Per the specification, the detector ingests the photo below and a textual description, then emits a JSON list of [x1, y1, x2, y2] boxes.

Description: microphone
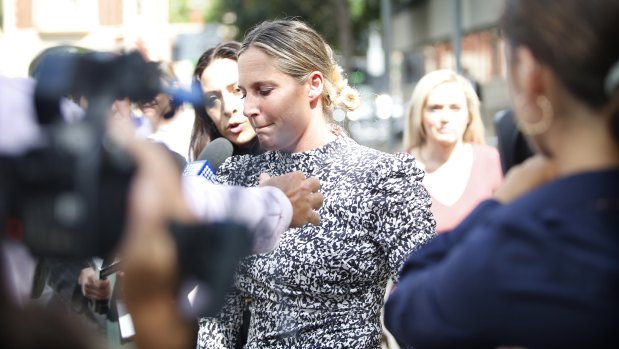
[[197, 137, 234, 170], [182, 137, 234, 181]]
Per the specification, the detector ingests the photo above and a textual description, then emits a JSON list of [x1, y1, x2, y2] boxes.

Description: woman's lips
[[228, 122, 245, 134], [254, 123, 273, 131]]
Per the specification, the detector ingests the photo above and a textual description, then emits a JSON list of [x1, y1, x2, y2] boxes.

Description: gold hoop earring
[[518, 95, 554, 136]]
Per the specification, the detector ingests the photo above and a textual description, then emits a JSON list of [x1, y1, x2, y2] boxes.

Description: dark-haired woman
[[385, 1, 619, 348], [189, 42, 260, 160]]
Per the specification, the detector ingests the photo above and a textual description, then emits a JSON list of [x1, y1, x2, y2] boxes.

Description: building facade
[[0, 0, 206, 78], [392, 0, 509, 132]]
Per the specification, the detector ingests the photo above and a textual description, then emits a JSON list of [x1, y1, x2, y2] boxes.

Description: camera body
[[2, 51, 162, 258], [1, 50, 251, 317]]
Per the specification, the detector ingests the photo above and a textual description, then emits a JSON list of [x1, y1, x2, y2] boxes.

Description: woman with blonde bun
[[197, 19, 436, 349]]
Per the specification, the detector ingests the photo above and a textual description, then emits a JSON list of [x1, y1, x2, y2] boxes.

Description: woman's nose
[[222, 92, 240, 117], [243, 94, 259, 119]]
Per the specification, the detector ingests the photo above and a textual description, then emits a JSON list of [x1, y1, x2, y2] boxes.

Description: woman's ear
[[307, 71, 324, 101], [511, 46, 551, 124], [514, 47, 544, 102]]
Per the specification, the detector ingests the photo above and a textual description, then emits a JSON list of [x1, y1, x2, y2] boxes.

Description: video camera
[[0, 50, 252, 317]]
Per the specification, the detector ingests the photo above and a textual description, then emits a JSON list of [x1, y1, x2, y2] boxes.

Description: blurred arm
[[181, 176, 292, 254]]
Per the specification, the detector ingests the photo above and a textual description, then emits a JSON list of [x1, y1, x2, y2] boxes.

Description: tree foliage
[[201, 0, 417, 75], [203, 0, 383, 56], [170, 0, 191, 23]]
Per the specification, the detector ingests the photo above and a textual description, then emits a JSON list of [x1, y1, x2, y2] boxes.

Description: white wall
[[0, 0, 173, 77]]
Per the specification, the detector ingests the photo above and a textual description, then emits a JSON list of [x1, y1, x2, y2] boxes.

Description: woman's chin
[[431, 136, 460, 146], [230, 132, 257, 146]]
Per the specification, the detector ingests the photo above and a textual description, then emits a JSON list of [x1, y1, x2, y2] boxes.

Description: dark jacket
[[385, 169, 619, 349]]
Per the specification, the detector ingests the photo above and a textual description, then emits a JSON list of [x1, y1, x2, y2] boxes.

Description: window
[[422, 28, 506, 83]]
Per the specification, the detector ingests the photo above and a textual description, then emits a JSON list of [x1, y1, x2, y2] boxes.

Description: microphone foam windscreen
[[197, 137, 234, 172]]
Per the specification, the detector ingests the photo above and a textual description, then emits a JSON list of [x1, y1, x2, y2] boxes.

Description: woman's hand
[[493, 154, 557, 204]]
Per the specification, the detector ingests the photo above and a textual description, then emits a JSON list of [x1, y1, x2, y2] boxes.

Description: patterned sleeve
[[368, 152, 436, 281], [216, 154, 260, 186]]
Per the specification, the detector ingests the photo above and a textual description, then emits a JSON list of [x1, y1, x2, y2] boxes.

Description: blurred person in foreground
[[403, 69, 503, 234], [385, 0, 619, 348], [0, 73, 324, 349], [197, 19, 436, 349], [190, 41, 259, 160]]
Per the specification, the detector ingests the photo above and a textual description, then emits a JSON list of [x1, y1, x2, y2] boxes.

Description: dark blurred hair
[[28, 45, 93, 79], [500, 0, 619, 142], [189, 41, 242, 160], [135, 61, 180, 120], [28, 45, 93, 104]]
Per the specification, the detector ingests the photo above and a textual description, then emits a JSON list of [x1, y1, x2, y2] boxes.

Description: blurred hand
[[118, 138, 197, 302], [77, 267, 112, 301], [115, 138, 197, 349], [259, 171, 324, 227], [109, 98, 134, 120], [493, 154, 557, 204]]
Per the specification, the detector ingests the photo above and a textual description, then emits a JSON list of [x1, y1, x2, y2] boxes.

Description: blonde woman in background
[[404, 69, 503, 233]]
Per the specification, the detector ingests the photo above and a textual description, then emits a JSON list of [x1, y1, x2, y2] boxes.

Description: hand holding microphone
[[183, 138, 234, 181], [78, 267, 112, 301]]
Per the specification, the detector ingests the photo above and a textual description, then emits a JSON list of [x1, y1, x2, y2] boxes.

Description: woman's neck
[[547, 114, 619, 176], [535, 85, 619, 176], [418, 141, 465, 173], [290, 114, 336, 153]]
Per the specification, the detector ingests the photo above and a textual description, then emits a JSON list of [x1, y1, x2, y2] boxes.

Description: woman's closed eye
[[239, 84, 274, 99], [259, 88, 273, 97]]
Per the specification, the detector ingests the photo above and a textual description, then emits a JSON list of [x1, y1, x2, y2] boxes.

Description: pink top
[[430, 144, 503, 233]]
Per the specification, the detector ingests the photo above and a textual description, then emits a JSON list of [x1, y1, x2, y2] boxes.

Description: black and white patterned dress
[[198, 133, 436, 349]]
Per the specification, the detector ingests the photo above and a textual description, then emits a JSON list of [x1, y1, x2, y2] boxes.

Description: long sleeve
[[384, 199, 508, 349], [371, 152, 436, 281], [182, 176, 292, 254], [385, 170, 619, 349], [397, 199, 501, 273]]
